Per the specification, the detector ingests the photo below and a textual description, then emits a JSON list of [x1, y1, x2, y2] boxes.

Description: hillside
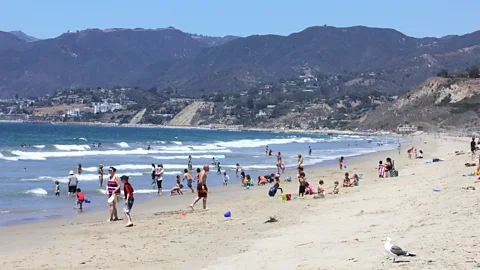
[[9, 31, 40, 42], [357, 77, 480, 129], [169, 101, 214, 126], [2, 26, 480, 97]]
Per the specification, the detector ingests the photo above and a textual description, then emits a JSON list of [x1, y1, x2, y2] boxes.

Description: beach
[[1, 134, 479, 269]]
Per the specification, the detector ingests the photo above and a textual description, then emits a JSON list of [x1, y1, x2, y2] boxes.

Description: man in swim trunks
[[183, 169, 194, 193], [190, 165, 209, 210]]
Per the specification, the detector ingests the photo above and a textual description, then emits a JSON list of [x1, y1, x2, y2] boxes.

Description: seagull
[[383, 237, 416, 263]]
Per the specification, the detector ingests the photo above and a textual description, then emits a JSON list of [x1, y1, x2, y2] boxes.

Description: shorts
[[68, 186, 77, 193], [124, 198, 134, 213], [187, 179, 193, 188], [299, 186, 306, 194], [55, 191, 60, 196], [157, 179, 163, 189], [76, 200, 84, 208]]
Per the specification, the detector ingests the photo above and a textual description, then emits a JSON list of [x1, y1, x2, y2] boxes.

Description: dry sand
[[1, 135, 479, 270]]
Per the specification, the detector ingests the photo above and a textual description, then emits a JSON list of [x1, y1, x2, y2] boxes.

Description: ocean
[[0, 123, 395, 227]]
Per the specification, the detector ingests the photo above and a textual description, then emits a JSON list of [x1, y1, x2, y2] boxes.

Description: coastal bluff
[[169, 101, 214, 126]]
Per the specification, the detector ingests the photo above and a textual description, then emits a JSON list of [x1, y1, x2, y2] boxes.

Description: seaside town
[[2, 1, 480, 269]]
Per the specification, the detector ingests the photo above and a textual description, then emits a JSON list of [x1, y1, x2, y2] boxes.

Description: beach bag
[[390, 169, 398, 177], [268, 186, 276, 197]]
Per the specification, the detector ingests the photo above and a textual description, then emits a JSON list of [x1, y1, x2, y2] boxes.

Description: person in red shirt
[[75, 188, 85, 210], [121, 175, 134, 227]]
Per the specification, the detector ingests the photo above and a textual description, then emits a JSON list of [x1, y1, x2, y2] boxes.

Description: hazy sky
[[1, 0, 479, 39]]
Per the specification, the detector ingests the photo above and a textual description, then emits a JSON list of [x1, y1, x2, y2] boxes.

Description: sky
[[1, 0, 479, 39]]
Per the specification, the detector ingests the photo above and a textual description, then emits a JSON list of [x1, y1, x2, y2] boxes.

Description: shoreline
[[0, 120, 397, 136]]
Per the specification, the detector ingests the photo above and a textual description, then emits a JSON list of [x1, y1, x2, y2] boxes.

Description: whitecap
[[54, 144, 91, 151], [32, 145, 45, 149], [24, 188, 48, 196], [115, 142, 130, 148]]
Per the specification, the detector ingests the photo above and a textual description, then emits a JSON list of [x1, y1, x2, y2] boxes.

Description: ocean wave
[[0, 210, 10, 214], [10, 148, 232, 160], [115, 142, 130, 148], [152, 154, 226, 160], [23, 172, 143, 183], [54, 144, 91, 151], [76, 138, 88, 142], [0, 153, 19, 161], [24, 188, 48, 196], [213, 137, 325, 149], [32, 145, 45, 149]]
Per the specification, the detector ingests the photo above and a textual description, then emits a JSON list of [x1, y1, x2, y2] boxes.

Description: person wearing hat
[[67, 170, 78, 197]]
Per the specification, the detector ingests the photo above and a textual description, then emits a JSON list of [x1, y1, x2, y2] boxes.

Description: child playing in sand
[[171, 175, 184, 195], [268, 182, 283, 197], [352, 174, 359, 186], [55, 180, 60, 197], [331, 181, 340, 194], [343, 172, 351, 187], [190, 182, 208, 210], [317, 180, 325, 195], [121, 175, 134, 227], [222, 172, 229, 186], [75, 188, 85, 210], [305, 182, 315, 195], [378, 160, 385, 178], [298, 172, 306, 197]]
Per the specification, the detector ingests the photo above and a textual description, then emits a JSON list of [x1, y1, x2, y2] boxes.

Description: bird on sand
[[383, 237, 416, 263]]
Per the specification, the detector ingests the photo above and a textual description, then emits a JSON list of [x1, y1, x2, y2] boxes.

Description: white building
[[65, 108, 83, 117], [397, 124, 417, 133], [92, 102, 126, 114]]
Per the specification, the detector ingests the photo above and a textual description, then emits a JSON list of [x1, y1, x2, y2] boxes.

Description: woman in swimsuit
[[98, 164, 104, 187], [106, 166, 121, 221], [297, 154, 303, 174], [183, 169, 194, 193], [155, 164, 164, 195]]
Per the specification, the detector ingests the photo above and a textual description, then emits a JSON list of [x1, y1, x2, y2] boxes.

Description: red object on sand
[[286, 194, 291, 201]]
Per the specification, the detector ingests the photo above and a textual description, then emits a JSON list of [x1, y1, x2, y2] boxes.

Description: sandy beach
[[1, 134, 479, 269]]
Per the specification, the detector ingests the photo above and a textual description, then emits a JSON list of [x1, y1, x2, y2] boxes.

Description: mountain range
[[1, 26, 480, 97]]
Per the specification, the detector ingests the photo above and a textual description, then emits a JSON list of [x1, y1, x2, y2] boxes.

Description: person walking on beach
[[339, 156, 344, 170], [190, 165, 210, 210], [155, 164, 164, 195], [67, 170, 78, 196], [98, 164, 104, 187], [106, 167, 121, 221], [121, 175, 134, 227]]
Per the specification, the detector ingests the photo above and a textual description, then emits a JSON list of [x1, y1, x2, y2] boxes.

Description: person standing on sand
[[471, 137, 477, 161], [297, 154, 304, 174], [155, 164, 164, 195], [339, 156, 344, 170], [98, 164, 104, 187], [67, 170, 78, 196], [190, 165, 210, 210], [235, 163, 240, 177], [106, 167, 121, 221], [121, 175, 134, 227]]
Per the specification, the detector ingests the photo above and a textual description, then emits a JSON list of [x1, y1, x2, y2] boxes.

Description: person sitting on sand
[[351, 174, 359, 187], [268, 182, 283, 197], [317, 180, 325, 195], [330, 181, 340, 194], [305, 182, 315, 195], [343, 172, 351, 187], [417, 150, 424, 159], [245, 174, 254, 187]]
